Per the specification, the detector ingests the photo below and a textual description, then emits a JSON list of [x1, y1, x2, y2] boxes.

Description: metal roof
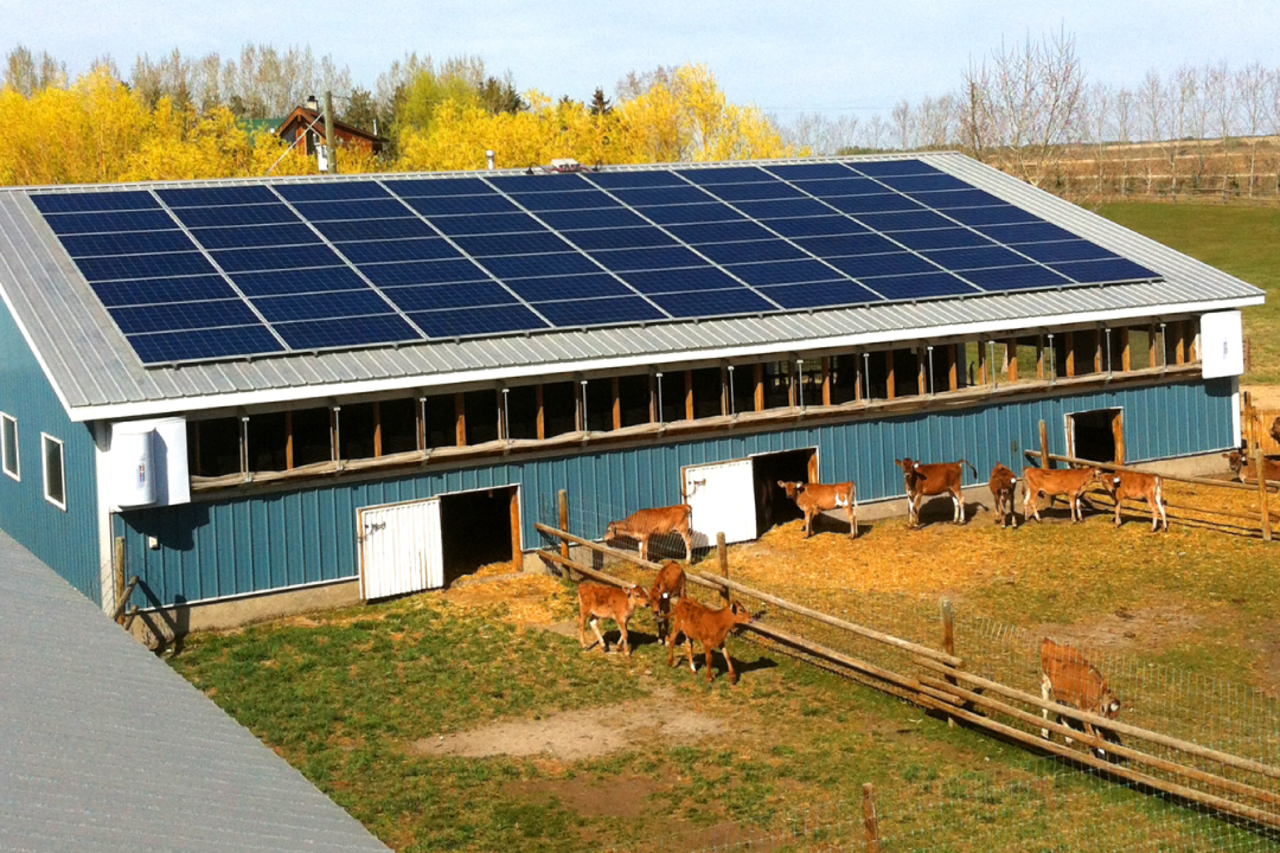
[[0, 152, 1262, 422], [0, 531, 390, 853]]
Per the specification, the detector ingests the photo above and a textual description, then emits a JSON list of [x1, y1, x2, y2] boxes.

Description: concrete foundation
[[129, 578, 362, 648]]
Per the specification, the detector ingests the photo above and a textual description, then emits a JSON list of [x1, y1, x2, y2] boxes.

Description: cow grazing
[[1021, 466, 1103, 523], [667, 598, 754, 684], [648, 560, 687, 643], [1102, 469, 1168, 532], [1223, 450, 1280, 484], [895, 457, 978, 528], [777, 480, 858, 539], [988, 463, 1019, 529], [605, 504, 694, 562], [1040, 638, 1123, 761], [577, 582, 650, 657]]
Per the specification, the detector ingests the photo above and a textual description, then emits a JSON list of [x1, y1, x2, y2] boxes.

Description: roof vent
[[304, 94, 319, 111]]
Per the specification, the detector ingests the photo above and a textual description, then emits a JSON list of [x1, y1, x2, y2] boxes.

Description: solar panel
[[31, 157, 1162, 366]]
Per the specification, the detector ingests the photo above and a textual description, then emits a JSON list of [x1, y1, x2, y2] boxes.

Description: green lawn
[[1095, 202, 1280, 383]]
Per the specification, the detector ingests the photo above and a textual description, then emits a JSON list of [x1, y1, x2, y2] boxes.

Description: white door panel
[[683, 459, 757, 546], [358, 498, 443, 600]]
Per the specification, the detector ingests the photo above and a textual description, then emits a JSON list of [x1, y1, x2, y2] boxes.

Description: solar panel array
[[30, 159, 1160, 366]]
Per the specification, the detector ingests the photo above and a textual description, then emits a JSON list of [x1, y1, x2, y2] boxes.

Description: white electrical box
[[107, 417, 190, 510], [1200, 310, 1244, 379]]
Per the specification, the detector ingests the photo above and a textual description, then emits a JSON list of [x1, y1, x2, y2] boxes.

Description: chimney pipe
[[486, 150, 495, 170], [305, 94, 318, 111]]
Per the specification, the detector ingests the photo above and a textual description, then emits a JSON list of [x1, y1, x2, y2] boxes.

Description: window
[[41, 434, 65, 510], [1, 413, 17, 481]]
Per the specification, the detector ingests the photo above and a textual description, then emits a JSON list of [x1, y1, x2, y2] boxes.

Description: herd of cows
[[570, 456, 1141, 756]]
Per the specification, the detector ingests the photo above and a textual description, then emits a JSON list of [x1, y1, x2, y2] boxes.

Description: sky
[[6, 0, 1280, 122]]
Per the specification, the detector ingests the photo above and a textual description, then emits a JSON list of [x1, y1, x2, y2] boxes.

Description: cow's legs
[[681, 531, 693, 562], [1114, 498, 1123, 528], [722, 643, 739, 684], [639, 535, 649, 563], [666, 629, 678, 668], [1040, 674, 1052, 739], [589, 617, 609, 653], [804, 508, 814, 538], [847, 502, 857, 539], [704, 644, 716, 683], [685, 637, 697, 675]]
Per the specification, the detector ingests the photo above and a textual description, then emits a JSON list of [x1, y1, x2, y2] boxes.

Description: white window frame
[[41, 433, 66, 511], [1, 413, 18, 482]]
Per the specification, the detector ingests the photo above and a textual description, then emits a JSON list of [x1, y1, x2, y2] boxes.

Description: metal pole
[[239, 415, 250, 482], [323, 90, 337, 174], [862, 352, 871, 402], [580, 380, 588, 430], [1046, 333, 1056, 384], [926, 346, 935, 396], [1160, 321, 1168, 371], [796, 358, 805, 408], [1106, 327, 1113, 378], [501, 388, 510, 441], [655, 372, 664, 423], [726, 365, 736, 415]]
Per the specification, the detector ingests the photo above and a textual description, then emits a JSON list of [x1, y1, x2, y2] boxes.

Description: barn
[[0, 152, 1260, 634]]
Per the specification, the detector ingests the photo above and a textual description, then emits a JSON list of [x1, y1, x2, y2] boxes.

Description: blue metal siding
[[116, 378, 1234, 608], [0, 302, 100, 603]]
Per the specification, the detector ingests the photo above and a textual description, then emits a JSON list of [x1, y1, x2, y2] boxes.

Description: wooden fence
[[535, 521, 1280, 836]]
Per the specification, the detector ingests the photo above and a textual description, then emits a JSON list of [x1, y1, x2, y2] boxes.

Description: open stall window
[[728, 364, 755, 414], [188, 416, 241, 478], [291, 406, 333, 466], [583, 378, 614, 432], [762, 360, 793, 409], [41, 433, 65, 510], [249, 411, 289, 472], [617, 374, 651, 427], [379, 398, 418, 455], [422, 397, 454, 448], [505, 385, 540, 440], [1, 413, 18, 481], [892, 349, 920, 398], [542, 381, 577, 437], [657, 371, 685, 422], [796, 360, 823, 407], [829, 355, 860, 404], [690, 368, 722, 419], [339, 403, 377, 460], [463, 390, 499, 445]]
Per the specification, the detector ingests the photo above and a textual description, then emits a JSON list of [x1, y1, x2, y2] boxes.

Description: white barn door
[[683, 458, 757, 547], [358, 497, 443, 600]]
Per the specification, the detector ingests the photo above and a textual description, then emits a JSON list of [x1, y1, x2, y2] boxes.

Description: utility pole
[[323, 90, 338, 175]]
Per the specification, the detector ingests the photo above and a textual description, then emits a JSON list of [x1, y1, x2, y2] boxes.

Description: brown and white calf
[[1101, 469, 1168, 532], [1021, 466, 1103, 523], [1223, 450, 1280, 485], [988, 463, 1019, 529], [577, 582, 650, 657], [777, 480, 858, 539], [605, 504, 694, 562], [648, 560, 687, 643], [667, 598, 755, 684], [895, 457, 977, 527], [1040, 638, 1123, 760]]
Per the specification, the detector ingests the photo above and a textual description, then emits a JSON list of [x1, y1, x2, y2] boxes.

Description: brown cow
[[605, 504, 694, 562], [1021, 466, 1103, 523], [778, 480, 858, 539], [1040, 638, 1123, 761], [1101, 469, 1167, 532], [895, 457, 978, 527], [648, 560, 687, 643], [577, 582, 649, 657], [1223, 450, 1280, 484], [988, 463, 1019, 529], [1272, 417, 1280, 446], [667, 598, 754, 684]]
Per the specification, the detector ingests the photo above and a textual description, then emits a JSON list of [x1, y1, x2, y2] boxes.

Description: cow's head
[[1223, 451, 1245, 476], [625, 585, 651, 612], [895, 458, 919, 477], [1100, 691, 1122, 720], [727, 600, 755, 627], [777, 480, 803, 499], [1271, 417, 1280, 445]]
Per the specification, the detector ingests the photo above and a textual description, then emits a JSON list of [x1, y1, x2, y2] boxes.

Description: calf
[[605, 504, 694, 562], [988, 463, 1019, 529], [648, 560, 687, 643], [1271, 417, 1280, 446], [1101, 469, 1168, 532], [1021, 466, 1103, 523], [1040, 638, 1123, 761], [1223, 450, 1280, 484], [895, 457, 977, 527], [577, 582, 650, 657], [667, 598, 754, 684], [777, 480, 858, 539]]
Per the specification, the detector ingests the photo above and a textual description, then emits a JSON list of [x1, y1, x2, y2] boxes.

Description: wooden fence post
[[862, 782, 880, 853], [716, 532, 729, 603], [1039, 420, 1050, 469], [558, 489, 570, 561], [1256, 444, 1273, 543], [941, 597, 956, 727], [113, 536, 126, 625]]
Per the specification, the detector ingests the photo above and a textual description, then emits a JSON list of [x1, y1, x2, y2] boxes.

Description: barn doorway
[[751, 448, 818, 533], [438, 485, 522, 586], [1067, 408, 1124, 464]]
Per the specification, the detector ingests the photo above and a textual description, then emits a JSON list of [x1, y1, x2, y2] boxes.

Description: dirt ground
[[410, 685, 728, 763]]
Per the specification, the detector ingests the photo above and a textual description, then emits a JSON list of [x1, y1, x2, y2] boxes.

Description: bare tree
[[916, 94, 956, 150], [1138, 69, 1167, 194], [891, 99, 914, 150], [1083, 81, 1114, 197], [4, 45, 66, 95], [1235, 62, 1270, 196], [959, 58, 995, 161], [1114, 87, 1135, 196], [781, 112, 860, 154], [1202, 62, 1234, 199], [861, 114, 887, 151]]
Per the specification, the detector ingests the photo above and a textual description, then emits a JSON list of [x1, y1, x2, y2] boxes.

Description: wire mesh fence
[[534, 490, 1280, 851]]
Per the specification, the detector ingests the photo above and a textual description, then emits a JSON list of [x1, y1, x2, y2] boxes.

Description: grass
[[1093, 202, 1280, 384]]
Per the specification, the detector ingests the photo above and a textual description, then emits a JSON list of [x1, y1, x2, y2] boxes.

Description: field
[[167, 203, 1280, 851]]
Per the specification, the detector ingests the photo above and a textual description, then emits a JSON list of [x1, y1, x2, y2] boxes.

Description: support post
[[1039, 420, 1050, 469], [113, 536, 125, 624], [510, 490, 523, 571], [684, 370, 694, 421], [753, 363, 765, 412], [1119, 326, 1131, 372], [1256, 444, 1273, 543], [821, 357, 832, 406], [1006, 339, 1017, 383], [941, 597, 956, 727], [1064, 330, 1075, 377], [884, 350, 896, 400], [454, 393, 466, 447], [558, 489, 570, 561], [716, 532, 729, 603], [977, 338, 987, 385], [322, 90, 337, 174], [862, 783, 880, 853], [611, 377, 621, 431]]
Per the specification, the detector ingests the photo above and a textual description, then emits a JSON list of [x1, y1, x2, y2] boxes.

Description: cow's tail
[[958, 458, 978, 478]]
